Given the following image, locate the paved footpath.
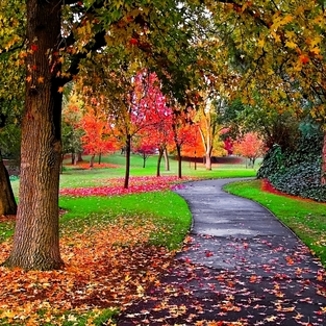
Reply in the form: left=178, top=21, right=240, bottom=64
left=118, top=178, right=326, bottom=326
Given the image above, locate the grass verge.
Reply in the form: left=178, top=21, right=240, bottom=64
left=59, top=191, right=192, bottom=250
left=223, top=179, right=326, bottom=267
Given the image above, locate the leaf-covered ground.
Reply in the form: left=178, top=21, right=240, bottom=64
left=60, top=176, right=195, bottom=197
left=0, top=218, right=175, bottom=325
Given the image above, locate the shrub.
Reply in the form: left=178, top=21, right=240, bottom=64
left=257, top=122, right=326, bottom=202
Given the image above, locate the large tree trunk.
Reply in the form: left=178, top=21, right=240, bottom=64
left=322, top=133, right=326, bottom=185
left=0, top=152, right=17, bottom=216
left=4, top=1, right=64, bottom=270
left=124, top=135, right=131, bottom=189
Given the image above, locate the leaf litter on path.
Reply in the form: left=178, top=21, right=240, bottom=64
left=118, top=234, right=326, bottom=326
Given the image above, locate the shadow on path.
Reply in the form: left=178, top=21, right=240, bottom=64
left=117, top=178, right=326, bottom=326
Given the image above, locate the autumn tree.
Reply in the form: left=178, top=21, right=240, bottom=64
left=132, top=73, right=175, bottom=175
left=62, top=86, right=85, bottom=166
left=233, top=132, right=266, bottom=167
left=0, top=0, right=217, bottom=270
left=205, top=1, right=326, bottom=181
left=80, top=102, right=118, bottom=167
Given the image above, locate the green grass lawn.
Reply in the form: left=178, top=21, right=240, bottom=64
left=224, top=179, right=326, bottom=267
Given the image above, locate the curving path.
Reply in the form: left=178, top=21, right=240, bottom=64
left=118, top=178, right=326, bottom=326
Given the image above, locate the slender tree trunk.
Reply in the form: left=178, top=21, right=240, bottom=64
left=124, top=135, right=131, bottom=189
left=0, top=152, right=17, bottom=216
left=205, top=153, right=212, bottom=170
left=77, top=152, right=83, bottom=162
left=176, top=144, right=182, bottom=179
left=156, top=148, right=164, bottom=177
left=90, top=154, right=95, bottom=167
left=163, top=148, right=170, bottom=171
left=4, top=0, right=64, bottom=270
left=142, top=153, right=146, bottom=168
left=71, top=152, right=75, bottom=165
left=73, top=153, right=78, bottom=165
left=98, top=152, right=102, bottom=164
left=321, top=133, right=326, bottom=185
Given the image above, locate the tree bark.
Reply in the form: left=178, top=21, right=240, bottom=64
left=0, top=152, right=17, bottom=216
left=4, top=0, right=64, bottom=270
left=142, top=153, right=146, bottom=168
left=90, top=154, right=95, bottom=167
left=77, top=152, right=83, bottom=162
left=321, top=132, right=326, bottom=185
left=205, top=151, right=212, bottom=170
left=163, top=148, right=170, bottom=171
left=124, top=134, right=131, bottom=189
left=176, top=144, right=182, bottom=179
left=156, top=148, right=164, bottom=177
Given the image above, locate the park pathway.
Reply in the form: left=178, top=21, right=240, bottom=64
left=117, top=178, right=326, bottom=326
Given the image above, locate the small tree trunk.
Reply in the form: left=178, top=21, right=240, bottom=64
left=77, top=152, right=83, bottom=162
left=71, top=152, right=75, bottom=165
left=73, top=154, right=78, bottom=165
left=321, top=133, right=326, bottom=184
left=124, top=135, right=131, bottom=189
left=98, top=152, right=102, bottom=164
left=156, top=148, right=164, bottom=177
left=205, top=146, right=212, bottom=170
left=205, top=153, right=212, bottom=170
left=90, top=154, right=95, bottom=167
left=0, top=152, right=17, bottom=216
left=163, top=148, right=170, bottom=171
left=176, top=144, right=182, bottom=179
left=142, top=153, right=146, bottom=168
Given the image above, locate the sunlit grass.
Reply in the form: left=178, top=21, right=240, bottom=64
left=59, top=191, right=192, bottom=250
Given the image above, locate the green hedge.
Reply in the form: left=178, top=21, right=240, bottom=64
left=257, top=123, right=326, bottom=202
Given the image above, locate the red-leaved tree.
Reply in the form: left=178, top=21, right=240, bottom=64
left=81, top=104, right=118, bottom=167
left=233, top=132, right=266, bottom=167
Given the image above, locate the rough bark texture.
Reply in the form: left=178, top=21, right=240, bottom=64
left=0, top=153, right=17, bottom=216
left=124, top=135, right=131, bottom=189
left=322, top=133, right=326, bottom=185
left=4, top=1, right=64, bottom=270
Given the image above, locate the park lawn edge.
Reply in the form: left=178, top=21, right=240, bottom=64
left=223, top=179, right=326, bottom=267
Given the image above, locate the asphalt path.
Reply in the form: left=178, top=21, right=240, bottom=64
left=118, top=178, right=326, bottom=326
